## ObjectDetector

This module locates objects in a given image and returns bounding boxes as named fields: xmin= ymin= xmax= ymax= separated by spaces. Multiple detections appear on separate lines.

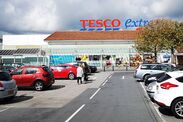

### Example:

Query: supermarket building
xmin=1 ymin=30 xmax=183 ymax=67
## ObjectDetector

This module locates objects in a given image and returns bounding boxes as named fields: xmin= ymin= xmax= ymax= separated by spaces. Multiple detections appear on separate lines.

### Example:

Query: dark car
xmin=144 ymin=72 xmax=166 ymax=86
xmin=0 ymin=66 xmax=15 ymax=73
xmin=89 ymin=65 xmax=97 ymax=73
xmin=11 ymin=65 xmax=55 ymax=91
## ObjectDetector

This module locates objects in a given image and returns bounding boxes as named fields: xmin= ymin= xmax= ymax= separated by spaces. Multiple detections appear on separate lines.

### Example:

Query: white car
xmin=0 ymin=72 xmax=17 ymax=100
xmin=146 ymin=81 xmax=158 ymax=101
xmin=154 ymin=71 xmax=183 ymax=118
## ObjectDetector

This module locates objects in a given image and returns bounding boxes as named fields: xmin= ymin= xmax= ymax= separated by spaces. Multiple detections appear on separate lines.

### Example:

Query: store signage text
xmin=80 ymin=18 xmax=150 ymax=31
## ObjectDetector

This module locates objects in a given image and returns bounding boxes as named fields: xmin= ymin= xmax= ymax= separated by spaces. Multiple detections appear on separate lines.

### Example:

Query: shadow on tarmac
xmin=158 ymin=107 xmax=174 ymax=116
xmin=0 ymin=95 xmax=33 ymax=105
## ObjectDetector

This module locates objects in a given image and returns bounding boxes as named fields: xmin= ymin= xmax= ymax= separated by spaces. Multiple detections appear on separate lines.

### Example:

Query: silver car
xmin=0 ymin=72 xmax=17 ymax=100
xmin=134 ymin=63 xmax=175 ymax=81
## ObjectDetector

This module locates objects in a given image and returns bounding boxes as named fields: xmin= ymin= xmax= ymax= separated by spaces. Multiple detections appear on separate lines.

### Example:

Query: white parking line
xmin=102 ymin=79 xmax=108 ymax=86
xmin=90 ymin=88 xmax=101 ymax=100
xmin=0 ymin=107 xmax=10 ymax=113
xmin=140 ymin=82 xmax=147 ymax=93
xmin=65 ymin=104 xmax=85 ymax=122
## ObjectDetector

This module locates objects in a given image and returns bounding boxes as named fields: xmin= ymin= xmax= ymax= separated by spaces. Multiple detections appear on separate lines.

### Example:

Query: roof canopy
xmin=0 ymin=48 xmax=46 ymax=56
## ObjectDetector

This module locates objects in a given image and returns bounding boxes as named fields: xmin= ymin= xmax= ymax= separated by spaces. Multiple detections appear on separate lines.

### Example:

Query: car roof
xmin=52 ymin=64 xmax=76 ymax=67
xmin=166 ymin=71 xmax=183 ymax=77
xmin=20 ymin=65 xmax=46 ymax=68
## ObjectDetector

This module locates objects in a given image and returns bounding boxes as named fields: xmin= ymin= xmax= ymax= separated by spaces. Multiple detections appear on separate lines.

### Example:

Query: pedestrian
xmin=77 ymin=64 xmax=83 ymax=84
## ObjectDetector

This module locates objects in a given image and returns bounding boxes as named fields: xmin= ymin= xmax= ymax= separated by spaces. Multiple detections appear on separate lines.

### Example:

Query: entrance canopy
xmin=0 ymin=48 xmax=46 ymax=56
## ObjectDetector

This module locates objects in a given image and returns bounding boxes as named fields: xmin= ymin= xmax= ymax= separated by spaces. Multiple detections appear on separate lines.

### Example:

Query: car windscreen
xmin=157 ymin=73 xmax=171 ymax=83
xmin=0 ymin=72 xmax=12 ymax=81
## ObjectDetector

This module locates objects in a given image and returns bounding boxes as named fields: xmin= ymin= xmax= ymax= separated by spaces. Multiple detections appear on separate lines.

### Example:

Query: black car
xmin=89 ymin=65 xmax=97 ymax=73
xmin=0 ymin=66 xmax=15 ymax=73
xmin=144 ymin=72 xmax=165 ymax=86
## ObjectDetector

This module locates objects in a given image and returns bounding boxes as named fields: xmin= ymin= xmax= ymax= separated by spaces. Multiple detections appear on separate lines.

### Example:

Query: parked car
xmin=0 ymin=71 xmax=17 ymax=100
xmin=144 ymin=72 xmax=166 ymax=86
xmin=11 ymin=66 xmax=55 ymax=91
xmin=0 ymin=66 xmax=15 ymax=73
xmin=89 ymin=65 xmax=97 ymax=73
xmin=134 ymin=63 xmax=175 ymax=81
xmin=67 ymin=61 xmax=91 ymax=81
xmin=50 ymin=64 xmax=77 ymax=80
xmin=146 ymin=81 xmax=157 ymax=101
xmin=154 ymin=71 xmax=183 ymax=118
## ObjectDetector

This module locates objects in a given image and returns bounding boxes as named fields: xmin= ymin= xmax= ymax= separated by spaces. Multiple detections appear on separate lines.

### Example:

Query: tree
xmin=135 ymin=19 xmax=165 ymax=63
xmin=135 ymin=19 xmax=183 ymax=63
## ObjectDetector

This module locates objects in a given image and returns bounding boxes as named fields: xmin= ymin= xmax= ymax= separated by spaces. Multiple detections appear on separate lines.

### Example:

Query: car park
xmin=0 ymin=71 xmax=17 ymax=100
xmin=11 ymin=65 xmax=55 ymax=91
xmin=50 ymin=64 xmax=77 ymax=80
xmin=154 ymin=71 xmax=183 ymax=119
xmin=134 ymin=63 xmax=175 ymax=81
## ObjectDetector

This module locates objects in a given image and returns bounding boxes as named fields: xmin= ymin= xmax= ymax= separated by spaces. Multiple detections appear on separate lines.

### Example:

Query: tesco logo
xmin=80 ymin=18 xmax=150 ymax=31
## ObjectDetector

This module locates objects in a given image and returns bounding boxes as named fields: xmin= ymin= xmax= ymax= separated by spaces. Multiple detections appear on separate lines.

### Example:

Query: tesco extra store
xmin=45 ymin=31 xmax=142 ymax=68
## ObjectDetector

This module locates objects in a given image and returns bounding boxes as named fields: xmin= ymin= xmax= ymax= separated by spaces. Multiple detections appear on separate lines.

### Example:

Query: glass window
xmin=157 ymin=74 xmax=171 ymax=83
xmin=25 ymin=68 xmax=38 ymax=74
xmin=141 ymin=65 xmax=154 ymax=70
xmin=176 ymin=77 xmax=183 ymax=83
xmin=14 ymin=69 xmax=23 ymax=75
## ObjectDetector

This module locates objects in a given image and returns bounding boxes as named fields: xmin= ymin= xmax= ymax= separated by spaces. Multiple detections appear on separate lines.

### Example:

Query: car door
xmin=21 ymin=68 xmax=38 ymax=86
xmin=11 ymin=68 xmax=24 ymax=86
xmin=58 ymin=66 xmax=68 ymax=78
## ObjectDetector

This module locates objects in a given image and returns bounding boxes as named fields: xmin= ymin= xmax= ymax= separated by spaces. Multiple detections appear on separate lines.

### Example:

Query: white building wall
xmin=2 ymin=34 xmax=49 ymax=49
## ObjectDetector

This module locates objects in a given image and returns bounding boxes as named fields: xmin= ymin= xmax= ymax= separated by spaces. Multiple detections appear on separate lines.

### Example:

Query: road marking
xmin=0 ymin=107 xmax=10 ymax=113
xmin=121 ymin=76 xmax=124 ymax=79
xmin=90 ymin=88 xmax=101 ymax=100
xmin=102 ymin=79 xmax=108 ymax=86
xmin=65 ymin=104 xmax=85 ymax=122
xmin=108 ymin=75 xmax=112 ymax=79
xmin=140 ymin=82 xmax=147 ymax=93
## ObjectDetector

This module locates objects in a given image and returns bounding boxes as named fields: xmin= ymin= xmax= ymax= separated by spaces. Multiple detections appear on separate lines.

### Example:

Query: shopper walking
xmin=77 ymin=64 xmax=83 ymax=84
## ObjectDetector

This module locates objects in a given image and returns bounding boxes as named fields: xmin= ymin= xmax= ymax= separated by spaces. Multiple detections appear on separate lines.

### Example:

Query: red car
xmin=11 ymin=66 xmax=55 ymax=91
xmin=50 ymin=64 xmax=77 ymax=80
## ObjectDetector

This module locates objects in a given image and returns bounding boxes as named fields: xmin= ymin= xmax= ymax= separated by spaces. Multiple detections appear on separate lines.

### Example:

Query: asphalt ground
xmin=0 ymin=71 xmax=182 ymax=122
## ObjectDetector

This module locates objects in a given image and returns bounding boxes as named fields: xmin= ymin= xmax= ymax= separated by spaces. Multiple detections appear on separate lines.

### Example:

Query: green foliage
xmin=135 ymin=19 xmax=183 ymax=63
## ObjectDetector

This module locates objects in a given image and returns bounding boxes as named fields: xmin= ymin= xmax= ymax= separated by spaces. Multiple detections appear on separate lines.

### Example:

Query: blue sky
xmin=0 ymin=0 xmax=182 ymax=34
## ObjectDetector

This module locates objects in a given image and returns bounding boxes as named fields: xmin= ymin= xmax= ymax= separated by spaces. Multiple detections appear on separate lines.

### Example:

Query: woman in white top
xmin=77 ymin=64 xmax=83 ymax=84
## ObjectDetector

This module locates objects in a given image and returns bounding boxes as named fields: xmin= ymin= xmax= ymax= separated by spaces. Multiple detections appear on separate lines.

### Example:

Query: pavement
xmin=0 ymin=71 xmax=182 ymax=122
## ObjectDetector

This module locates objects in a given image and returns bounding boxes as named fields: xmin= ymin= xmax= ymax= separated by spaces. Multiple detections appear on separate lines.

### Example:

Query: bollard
xmin=112 ymin=65 xmax=114 ymax=71
xmin=126 ymin=65 xmax=128 ymax=71
xmin=103 ymin=66 xmax=105 ymax=72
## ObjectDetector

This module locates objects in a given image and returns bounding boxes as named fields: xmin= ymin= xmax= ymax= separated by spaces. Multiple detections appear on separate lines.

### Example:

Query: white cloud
xmin=0 ymin=0 xmax=182 ymax=34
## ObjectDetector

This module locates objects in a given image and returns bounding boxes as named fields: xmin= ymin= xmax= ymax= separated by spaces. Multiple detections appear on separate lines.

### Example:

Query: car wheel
xmin=143 ymin=74 xmax=150 ymax=82
xmin=171 ymin=98 xmax=183 ymax=119
xmin=68 ymin=73 xmax=75 ymax=80
xmin=34 ymin=81 xmax=44 ymax=91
